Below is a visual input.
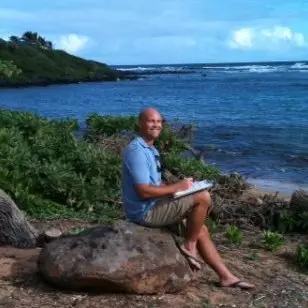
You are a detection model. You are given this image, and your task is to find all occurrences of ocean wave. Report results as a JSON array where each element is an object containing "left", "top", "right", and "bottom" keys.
[
  {"left": 116, "top": 62, "right": 308, "bottom": 75},
  {"left": 290, "top": 62, "right": 308, "bottom": 69},
  {"left": 117, "top": 66, "right": 157, "bottom": 71},
  {"left": 202, "top": 64, "right": 287, "bottom": 73}
]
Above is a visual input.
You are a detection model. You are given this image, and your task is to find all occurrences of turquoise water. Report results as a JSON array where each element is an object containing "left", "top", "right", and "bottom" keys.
[{"left": 0, "top": 61, "right": 307, "bottom": 193}]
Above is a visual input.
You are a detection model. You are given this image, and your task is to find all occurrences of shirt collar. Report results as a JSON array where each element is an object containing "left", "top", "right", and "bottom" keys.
[{"left": 136, "top": 136, "right": 151, "bottom": 148}]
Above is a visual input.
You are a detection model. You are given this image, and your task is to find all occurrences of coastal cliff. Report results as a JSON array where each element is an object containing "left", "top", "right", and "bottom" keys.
[{"left": 0, "top": 31, "right": 136, "bottom": 88}]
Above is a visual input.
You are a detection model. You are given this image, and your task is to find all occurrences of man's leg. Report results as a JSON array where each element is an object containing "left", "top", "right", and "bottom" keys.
[
  {"left": 181, "top": 191, "right": 211, "bottom": 261},
  {"left": 188, "top": 192, "right": 254, "bottom": 289},
  {"left": 142, "top": 192, "right": 254, "bottom": 288}
]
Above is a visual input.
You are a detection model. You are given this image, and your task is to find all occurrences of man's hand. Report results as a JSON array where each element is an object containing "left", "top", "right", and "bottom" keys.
[{"left": 174, "top": 177, "right": 193, "bottom": 192}]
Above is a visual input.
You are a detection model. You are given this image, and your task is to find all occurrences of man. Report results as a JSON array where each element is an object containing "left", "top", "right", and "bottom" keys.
[{"left": 121, "top": 107, "right": 254, "bottom": 289}]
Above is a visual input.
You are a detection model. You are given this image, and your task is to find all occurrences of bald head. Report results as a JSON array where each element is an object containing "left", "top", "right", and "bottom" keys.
[
  {"left": 138, "top": 108, "right": 161, "bottom": 122},
  {"left": 137, "top": 108, "right": 163, "bottom": 142}
]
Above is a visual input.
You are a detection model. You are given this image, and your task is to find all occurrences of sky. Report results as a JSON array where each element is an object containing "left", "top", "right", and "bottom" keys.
[{"left": 0, "top": 0, "right": 308, "bottom": 65}]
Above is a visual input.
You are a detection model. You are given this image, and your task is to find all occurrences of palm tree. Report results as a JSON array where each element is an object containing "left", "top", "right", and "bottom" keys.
[
  {"left": 9, "top": 36, "right": 19, "bottom": 44},
  {"left": 38, "top": 35, "right": 46, "bottom": 47},
  {"left": 22, "top": 31, "right": 38, "bottom": 44},
  {"left": 46, "top": 41, "right": 53, "bottom": 49}
]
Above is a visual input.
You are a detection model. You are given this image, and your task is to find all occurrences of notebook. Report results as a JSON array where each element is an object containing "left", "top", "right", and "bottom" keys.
[{"left": 173, "top": 180, "right": 214, "bottom": 199}]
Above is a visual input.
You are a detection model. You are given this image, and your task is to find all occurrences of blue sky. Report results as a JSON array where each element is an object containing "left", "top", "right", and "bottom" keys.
[{"left": 1, "top": 0, "right": 308, "bottom": 65}]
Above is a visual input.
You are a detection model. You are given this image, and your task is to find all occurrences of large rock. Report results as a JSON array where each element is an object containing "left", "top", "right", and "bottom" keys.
[
  {"left": 0, "top": 189, "right": 38, "bottom": 248},
  {"left": 37, "top": 220, "right": 196, "bottom": 294}
]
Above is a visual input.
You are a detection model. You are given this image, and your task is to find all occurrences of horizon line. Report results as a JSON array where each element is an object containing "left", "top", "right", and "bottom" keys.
[{"left": 110, "top": 59, "right": 308, "bottom": 67}]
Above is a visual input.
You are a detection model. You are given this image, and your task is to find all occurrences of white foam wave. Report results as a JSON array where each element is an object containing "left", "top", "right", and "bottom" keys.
[
  {"left": 290, "top": 62, "right": 308, "bottom": 69},
  {"left": 118, "top": 62, "right": 308, "bottom": 74},
  {"left": 248, "top": 67, "right": 278, "bottom": 73},
  {"left": 203, "top": 64, "right": 272, "bottom": 70},
  {"left": 117, "top": 66, "right": 156, "bottom": 71}
]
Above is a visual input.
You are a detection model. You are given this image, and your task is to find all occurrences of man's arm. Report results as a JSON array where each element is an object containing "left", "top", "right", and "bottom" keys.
[{"left": 134, "top": 179, "right": 193, "bottom": 200}]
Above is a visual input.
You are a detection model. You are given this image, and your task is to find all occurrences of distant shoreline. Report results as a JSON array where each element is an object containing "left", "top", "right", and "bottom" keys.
[{"left": 0, "top": 74, "right": 139, "bottom": 89}]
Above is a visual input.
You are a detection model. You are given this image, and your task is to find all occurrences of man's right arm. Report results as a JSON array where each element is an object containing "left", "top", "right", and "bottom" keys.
[{"left": 134, "top": 179, "right": 193, "bottom": 200}]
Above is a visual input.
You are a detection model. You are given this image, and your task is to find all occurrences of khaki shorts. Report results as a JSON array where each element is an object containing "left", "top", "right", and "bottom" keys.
[{"left": 142, "top": 194, "right": 194, "bottom": 228}]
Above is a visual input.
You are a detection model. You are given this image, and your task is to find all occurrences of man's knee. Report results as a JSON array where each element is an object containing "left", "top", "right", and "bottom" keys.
[
  {"left": 198, "top": 225, "right": 210, "bottom": 238},
  {"left": 193, "top": 190, "right": 212, "bottom": 206}
]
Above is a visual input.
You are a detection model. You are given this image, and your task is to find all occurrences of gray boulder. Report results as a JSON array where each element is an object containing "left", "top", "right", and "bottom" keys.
[
  {"left": 37, "top": 220, "right": 196, "bottom": 294},
  {"left": 0, "top": 189, "right": 38, "bottom": 248}
]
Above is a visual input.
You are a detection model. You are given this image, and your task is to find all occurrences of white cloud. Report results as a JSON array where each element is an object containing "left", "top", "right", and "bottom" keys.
[
  {"left": 56, "top": 34, "right": 89, "bottom": 53},
  {"left": 228, "top": 26, "right": 306, "bottom": 50},
  {"left": 228, "top": 28, "right": 254, "bottom": 48}
]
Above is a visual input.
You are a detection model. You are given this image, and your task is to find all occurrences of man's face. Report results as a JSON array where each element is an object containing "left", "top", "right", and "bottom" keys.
[{"left": 139, "top": 111, "right": 163, "bottom": 140}]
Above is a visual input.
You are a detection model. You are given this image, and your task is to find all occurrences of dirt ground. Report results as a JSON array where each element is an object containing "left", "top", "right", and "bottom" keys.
[{"left": 0, "top": 218, "right": 307, "bottom": 308}]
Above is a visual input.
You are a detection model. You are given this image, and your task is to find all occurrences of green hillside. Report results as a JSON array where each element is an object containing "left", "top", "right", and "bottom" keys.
[{"left": 0, "top": 31, "right": 135, "bottom": 87}]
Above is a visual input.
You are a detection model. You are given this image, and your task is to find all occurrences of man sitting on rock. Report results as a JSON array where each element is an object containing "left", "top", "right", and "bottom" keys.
[{"left": 121, "top": 107, "right": 254, "bottom": 290}]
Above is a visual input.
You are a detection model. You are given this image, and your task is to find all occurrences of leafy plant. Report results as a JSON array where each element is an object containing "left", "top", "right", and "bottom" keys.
[
  {"left": 205, "top": 217, "right": 217, "bottom": 234},
  {"left": 276, "top": 209, "right": 308, "bottom": 234},
  {"left": 225, "top": 225, "right": 243, "bottom": 246},
  {"left": 246, "top": 252, "right": 259, "bottom": 261},
  {"left": 70, "top": 227, "right": 86, "bottom": 235},
  {"left": 296, "top": 244, "right": 308, "bottom": 270},
  {"left": 262, "top": 231, "right": 285, "bottom": 251}
]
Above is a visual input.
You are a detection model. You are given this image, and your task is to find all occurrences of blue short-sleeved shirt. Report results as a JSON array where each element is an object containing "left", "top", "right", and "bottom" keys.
[{"left": 121, "top": 136, "right": 161, "bottom": 222}]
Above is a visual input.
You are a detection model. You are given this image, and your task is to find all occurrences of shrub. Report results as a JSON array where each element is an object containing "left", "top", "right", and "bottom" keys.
[
  {"left": 296, "top": 244, "right": 308, "bottom": 270},
  {"left": 262, "top": 231, "right": 285, "bottom": 251},
  {"left": 0, "top": 110, "right": 121, "bottom": 219},
  {"left": 276, "top": 209, "right": 308, "bottom": 234},
  {"left": 225, "top": 225, "right": 243, "bottom": 246},
  {"left": 0, "top": 109, "right": 220, "bottom": 221}
]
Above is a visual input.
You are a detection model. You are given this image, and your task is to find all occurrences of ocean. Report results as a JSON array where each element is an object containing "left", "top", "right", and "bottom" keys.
[{"left": 0, "top": 61, "right": 307, "bottom": 194}]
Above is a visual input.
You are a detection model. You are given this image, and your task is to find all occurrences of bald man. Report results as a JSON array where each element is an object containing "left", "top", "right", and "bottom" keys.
[{"left": 121, "top": 108, "right": 254, "bottom": 289}]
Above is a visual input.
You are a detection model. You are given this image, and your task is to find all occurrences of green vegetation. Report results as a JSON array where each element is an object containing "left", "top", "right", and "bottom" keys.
[
  {"left": 262, "top": 231, "right": 285, "bottom": 251},
  {"left": 0, "top": 109, "right": 219, "bottom": 221},
  {"left": 225, "top": 225, "right": 243, "bottom": 246},
  {"left": 205, "top": 217, "right": 218, "bottom": 234},
  {"left": 276, "top": 209, "right": 308, "bottom": 234},
  {"left": 0, "top": 59, "right": 22, "bottom": 78},
  {"left": 0, "top": 31, "right": 135, "bottom": 87},
  {"left": 296, "top": 244, "right": 308, "bottom": 270}
]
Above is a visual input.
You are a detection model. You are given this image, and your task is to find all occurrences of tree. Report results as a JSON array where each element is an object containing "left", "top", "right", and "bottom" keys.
[
  {"left": 46, "top": 40, "right": 53, "bottom": 49},
  {"left": 22, "top": 31, "right": 38, "bottom": 44},
  {"left": 0, "top": 59, "right": 22, "bottom": 78},
  {"left": 38, "top": 35, "right": 47, "bottom": 49},
  {"left": 9, "top": 35, "right": 19, "bottom": 44}
]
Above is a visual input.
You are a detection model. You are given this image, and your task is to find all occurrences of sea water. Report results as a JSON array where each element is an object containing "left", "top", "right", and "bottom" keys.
[{"left": 0, "top": 61, "right": 307, "bottom": 193}]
